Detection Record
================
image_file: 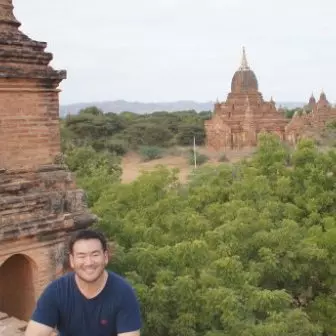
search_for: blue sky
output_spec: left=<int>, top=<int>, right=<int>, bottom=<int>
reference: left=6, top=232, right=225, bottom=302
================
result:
left=15, top=0, right=336, bottom=105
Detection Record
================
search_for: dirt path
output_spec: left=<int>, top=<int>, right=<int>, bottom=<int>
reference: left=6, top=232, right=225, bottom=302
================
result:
left=121, top=153, right=190, bottom=183
left=121, top=147, right=256, bottom=183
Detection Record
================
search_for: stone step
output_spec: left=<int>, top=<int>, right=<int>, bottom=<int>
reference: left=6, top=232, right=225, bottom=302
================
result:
left=0, top=314, right=27, bottom=336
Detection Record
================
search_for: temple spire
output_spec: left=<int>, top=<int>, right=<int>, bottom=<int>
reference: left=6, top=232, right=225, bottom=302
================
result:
left=239, top=46, right=249, bottom=70
left=0, top=0, right=66, bottom=82
left=308, top=92, right=316, bottom=106
left=0, top=0, right=21, bottom=29
left=319, top=89, right=327, bottom=102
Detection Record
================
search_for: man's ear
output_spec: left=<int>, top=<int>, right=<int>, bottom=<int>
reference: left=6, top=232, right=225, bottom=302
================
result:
left=69, top=253, right=74, bottom=269
left=106, top=242, right=115, bottom=262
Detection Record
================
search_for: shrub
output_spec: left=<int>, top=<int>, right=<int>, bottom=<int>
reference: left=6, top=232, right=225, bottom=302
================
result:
left=326, top=120, right=336, bottom=129
left=218, top=153, right=228, bottom=162
left=188, top=150, right=209, bottom=166
left=176, top=124, right=206, bottom=146
left=91, top=138, right=128, bottom=156
left=105, top=139, right=128, bottom=156
left=125, top=123, right=174, bottom=148
left=139, top=146, right=164, bottom=161
left=166, top=146, right=186, bottom=157
left=65, top=146, right=121, bottom=177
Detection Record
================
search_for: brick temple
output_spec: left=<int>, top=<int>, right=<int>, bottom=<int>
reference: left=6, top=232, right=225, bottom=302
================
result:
left=286, top=91, right=336, bottom=144
left=0, top=0, right=95, bottom=334
left=205, top=48, right=289, bottom=150
left=205, top=49, right=336, bottom=150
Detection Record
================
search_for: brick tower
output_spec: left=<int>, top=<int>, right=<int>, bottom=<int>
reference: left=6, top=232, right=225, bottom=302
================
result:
left=0, top=0, right=96, bottom=332
left=205, top=47, right=288, bottom=150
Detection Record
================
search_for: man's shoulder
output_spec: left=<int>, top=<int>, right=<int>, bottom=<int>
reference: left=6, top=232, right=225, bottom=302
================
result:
left=106, top=271, right=139, bottom=309
left=44, top=272, right=74, bottom=293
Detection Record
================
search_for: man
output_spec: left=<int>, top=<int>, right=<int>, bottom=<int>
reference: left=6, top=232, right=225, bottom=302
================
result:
left=25, top=229, right=141, bottom=336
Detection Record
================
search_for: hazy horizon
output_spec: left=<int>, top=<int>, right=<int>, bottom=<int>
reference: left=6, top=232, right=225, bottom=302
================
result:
left=15, top=0, right=336, bottom=105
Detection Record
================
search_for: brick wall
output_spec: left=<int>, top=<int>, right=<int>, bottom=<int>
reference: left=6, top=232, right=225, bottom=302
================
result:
left=205, top=96, right=288, bottom=150
left=0, top=1, right=96, bottom=331
left=0, top=79, right=61, bottom=170
left=0, top=237, right=68, bottom=320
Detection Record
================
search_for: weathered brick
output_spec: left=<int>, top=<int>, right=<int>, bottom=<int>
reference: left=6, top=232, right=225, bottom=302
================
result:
left=286, top=92, right=336, bottom=144
left=205, top=48, right=288, bottom=150
left=205, top=49, right=336, bottom=150
left=0, top=0, right=96, bottom=332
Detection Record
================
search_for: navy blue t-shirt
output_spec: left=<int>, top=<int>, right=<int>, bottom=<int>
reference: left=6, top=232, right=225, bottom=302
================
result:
left=31, top=271, right=141, bottom=336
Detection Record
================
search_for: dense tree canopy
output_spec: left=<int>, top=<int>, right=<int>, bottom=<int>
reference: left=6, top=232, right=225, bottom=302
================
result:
left=61, top=107, right=211, bottom=154
left=65, top=132, right=336, bottom=336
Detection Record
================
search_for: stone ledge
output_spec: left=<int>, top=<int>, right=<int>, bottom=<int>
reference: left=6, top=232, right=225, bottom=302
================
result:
left=0, top=167, right=77, bottom=196
left=36, top=165, right=65, bottom=173
left=0, top=211, right=97, bottom=243
left=0, top=313, right=26, bottom=336
left=0, top=36, right=46, bottom=48
left=0, top=66, right=66, bottom=81
left=4, top=164, right=67, bottom=175
left=0, top=179, right=34, bottom=193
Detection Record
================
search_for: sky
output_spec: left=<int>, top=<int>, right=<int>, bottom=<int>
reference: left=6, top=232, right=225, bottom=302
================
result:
left=14, top=0, right=336, bottom=105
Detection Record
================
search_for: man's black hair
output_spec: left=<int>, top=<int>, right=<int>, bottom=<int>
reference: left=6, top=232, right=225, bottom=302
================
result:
left=68, top=229, right=107, bottom=254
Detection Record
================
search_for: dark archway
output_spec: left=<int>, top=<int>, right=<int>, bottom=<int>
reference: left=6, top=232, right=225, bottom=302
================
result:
left=0, top=254, right=36, bottom=321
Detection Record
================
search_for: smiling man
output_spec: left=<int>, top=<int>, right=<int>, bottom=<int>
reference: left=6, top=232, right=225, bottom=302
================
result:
left=24, top=229, right=141, bottom=336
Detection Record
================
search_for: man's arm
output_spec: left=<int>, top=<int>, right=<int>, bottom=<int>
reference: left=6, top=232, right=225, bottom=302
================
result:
left=24, top=320, right=55, bottom=336
left=118, top=332, right=140, bottom=336
left=24, top=282, right=59, bottom=336
left=116, top=283, right=142, bottom=336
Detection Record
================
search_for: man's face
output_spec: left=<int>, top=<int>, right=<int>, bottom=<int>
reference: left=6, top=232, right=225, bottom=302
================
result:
left=69, top=239, right=108, bottom=283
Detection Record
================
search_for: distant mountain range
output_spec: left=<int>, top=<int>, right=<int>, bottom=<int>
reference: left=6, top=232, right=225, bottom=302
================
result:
left=59, top=100, right=305, bottom=117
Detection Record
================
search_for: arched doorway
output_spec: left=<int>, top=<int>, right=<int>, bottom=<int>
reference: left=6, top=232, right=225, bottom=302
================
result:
left=0, top=254, right=36, bottom=321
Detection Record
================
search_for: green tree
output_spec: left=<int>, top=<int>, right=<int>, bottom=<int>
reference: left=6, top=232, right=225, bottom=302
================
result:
left=176, top=124, right=206, bottom=146
left=124, top=122, right=174, bottom=148
left=61, top=120, right=336, bottom=336
left=88, top=134, right=336, bottom=336
left=65, top=146, right=121, bottom=206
